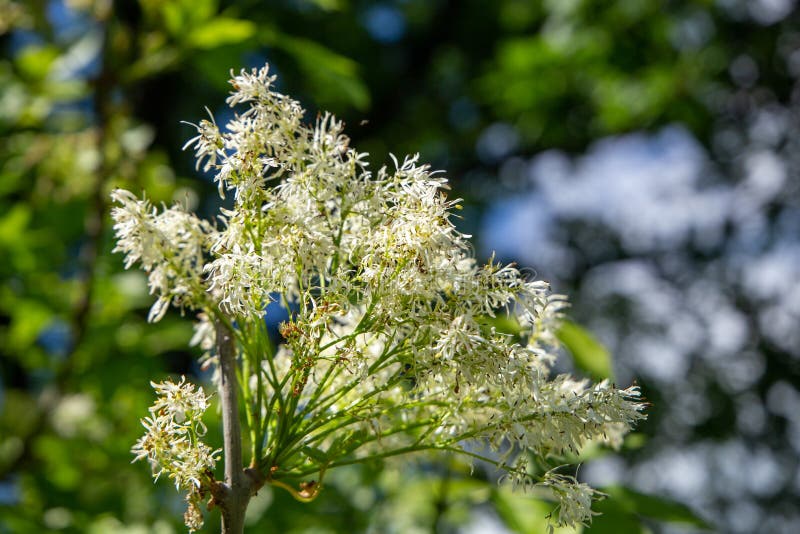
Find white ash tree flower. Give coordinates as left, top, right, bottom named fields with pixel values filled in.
left=132, top=377, right=220, bottom=532
left=112, top=65, right=646, bottom=533
left=110, top=189, right=215, bottom=322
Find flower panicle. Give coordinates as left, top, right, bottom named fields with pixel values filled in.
left=131, top=377, right=219, bottom=532
left=542, top=471, right=606, bottom=531
left=116, top=63, right=648, bottom=531
left=110, top=189, right=214, bottom=322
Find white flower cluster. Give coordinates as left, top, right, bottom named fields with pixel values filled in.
left=110, top=190, right=214, bottom=322
left=541, top=472, right=603, bottom=531
left=114, top=65, right=646, bottom=528
left=132, top=377, right=219, bottom=532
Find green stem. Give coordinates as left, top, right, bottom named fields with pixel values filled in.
left=289, top=443, right=443, bottom=478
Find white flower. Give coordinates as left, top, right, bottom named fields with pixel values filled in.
left=119, top=64, right=647, bottom=530
left=110, top=190, right=214, bottom=321
left=132, top=377, right=219, bottom=489
left=182, top=109, right=223, bottom=174
left=541, top=472, right=604, bottom=530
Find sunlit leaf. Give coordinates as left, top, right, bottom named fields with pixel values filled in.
left=0, top=204, right=30, bottom=246
left=484, top=314, right=523, bottom=336
left=302, top=445, right=329, bottom=463
left=304, top=0, right=346, bottom=11
left=15, top=45, right=60, bottom=81
left=186, top=18, right=256, bottom=49
left=124, top=46, right=180, bottom=82
left=492, top=488, right=581, bottom=534
left=622, top=432, right=647, bottom=450
left=557, top=321, right=614, bottom=381
left=161, top=1, right=186, bottom=36
left=600, top=486, right=713, bottom=529
left=8, top=299, right=52, bottom=351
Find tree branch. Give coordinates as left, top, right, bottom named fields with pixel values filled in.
left=214, top=318, right=255, bottom=534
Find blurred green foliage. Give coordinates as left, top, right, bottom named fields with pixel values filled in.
left=3, top=0, right=786, bottom=531
left=557, top=321, right=614, bottom=383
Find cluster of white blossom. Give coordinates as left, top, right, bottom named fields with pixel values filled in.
left=131, top=377, right=219, bottom=532
left=541, top=472, right=602, bottom=531
left=110, top=189, right=214, bottom=322
left=113, top=65, right=646, bottom=529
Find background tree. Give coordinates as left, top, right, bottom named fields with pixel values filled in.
left=1, top=0, right=797, bottom=532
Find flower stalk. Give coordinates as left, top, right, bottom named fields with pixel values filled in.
left=114, top=64, right=647, bottom=532
left=212, top=318, right=255, bottom=534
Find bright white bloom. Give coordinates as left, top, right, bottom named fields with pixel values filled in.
left=110, top=190, right=214, bottom=321
left=182, top=110, right=223, bottom=173
left=115, top=64, right=646, bottom=529
left=132, top=377, right=219, bottom=532
left=541, top=472, right=604, bottom=531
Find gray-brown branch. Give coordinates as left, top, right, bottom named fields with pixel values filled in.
left=214, top=319, right=256, bottom=533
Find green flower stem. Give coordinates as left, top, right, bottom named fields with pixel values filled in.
left=275, top=398, right=451, bottom=470
left=298, top=341, right=407, bottom=422
left=289, top=443, right=444, bottom=478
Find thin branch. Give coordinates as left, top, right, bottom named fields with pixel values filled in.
left=215, top=318, right=260, bottom=534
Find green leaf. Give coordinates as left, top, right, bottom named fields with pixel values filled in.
left=161, top=1, right=187, bottom=36
left=491, top=488, right=581, bottom=534
left=191, top=45, right=250, bottom=90
left=142, top=319, right=193, bottom=354
left=585, top=495, right=645, bottom=534
left=270, top=34, right=371, bottom=110
left=485, top=314, right=523, bottom=336
left=302, top=445, right=330, bottom=463
left=622, top=432, right=647, bottom=450
left=124, top=46, right=180, bottom=82
left=8, top=299, right=52, bottom=351
left=186, top=18, right=256, bottom=49
left=440, top=478, right=492, bottom=502
left=601, top=486, right=713, bottom=529
left=0, top=203, right=31, bottom=246
left=160, top=0, right=217, bottom=36
left=182, top=0, right=217, bottom=27
left=305, top=0, right=346, bottom=11
left=557, top=321, right=614, bottom=381
left=15, top=45, right=60, bottom=81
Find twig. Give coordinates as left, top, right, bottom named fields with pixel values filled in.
left=214, top=318, right=259, bottom=533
